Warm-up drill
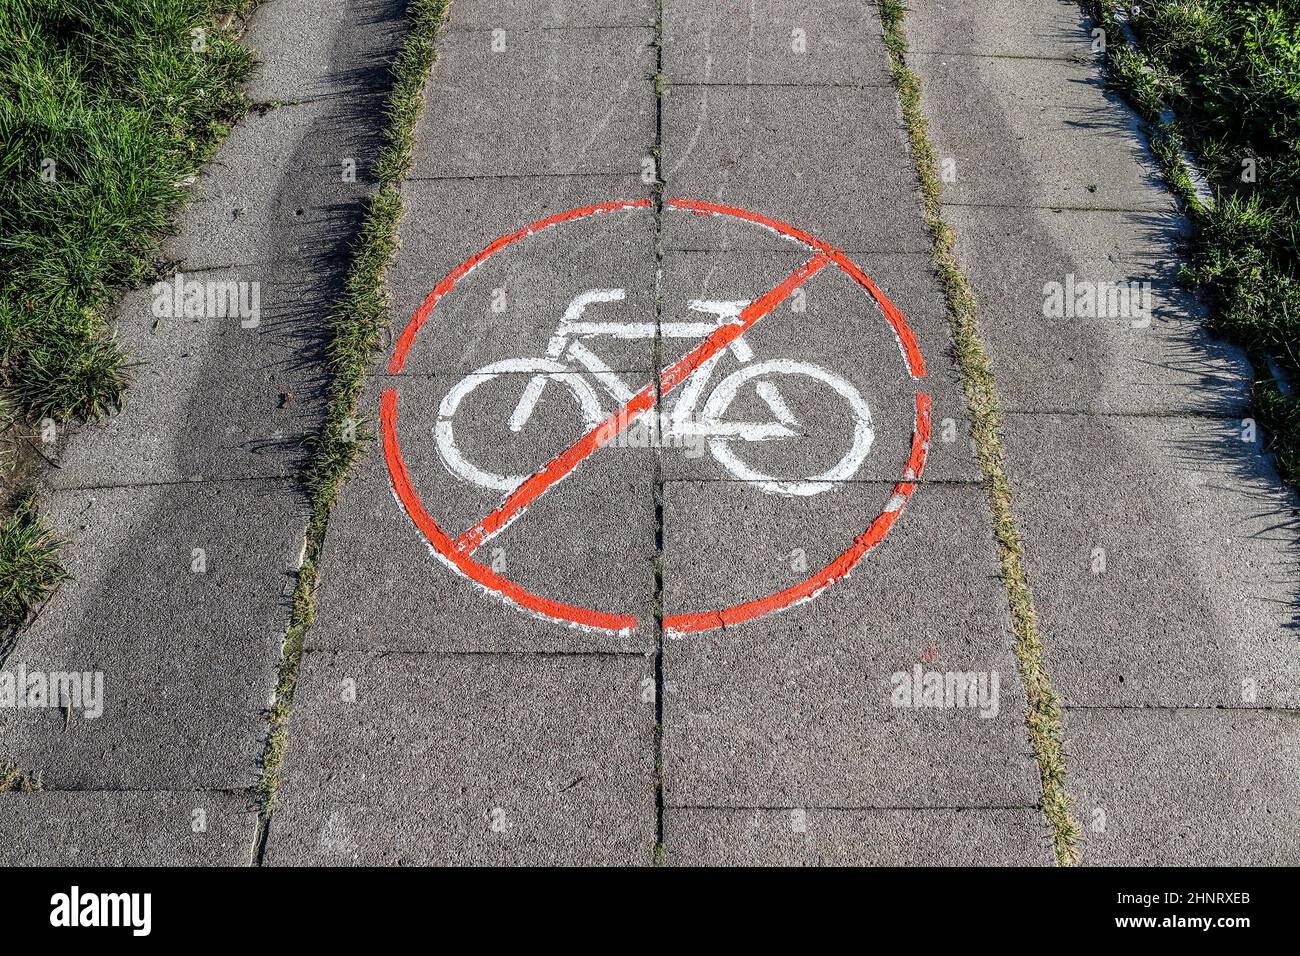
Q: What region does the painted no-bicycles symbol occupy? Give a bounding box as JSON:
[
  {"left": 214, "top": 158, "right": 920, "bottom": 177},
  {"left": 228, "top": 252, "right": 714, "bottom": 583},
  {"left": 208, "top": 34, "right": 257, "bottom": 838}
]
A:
[{"left": 382, "top": 198, "right": 931, "bottom": 636}]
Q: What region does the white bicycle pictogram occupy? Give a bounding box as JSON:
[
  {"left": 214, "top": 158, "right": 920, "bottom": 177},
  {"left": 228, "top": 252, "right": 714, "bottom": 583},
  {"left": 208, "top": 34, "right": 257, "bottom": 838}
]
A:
[{"left": 435, "top": 288, "right": 875, "bottom": 497}]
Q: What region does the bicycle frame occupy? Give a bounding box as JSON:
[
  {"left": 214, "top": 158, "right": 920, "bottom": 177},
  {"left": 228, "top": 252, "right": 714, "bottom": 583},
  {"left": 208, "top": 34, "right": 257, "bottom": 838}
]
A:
[{"left": 509, "top": 288, "right": 795, "bottom": 439}]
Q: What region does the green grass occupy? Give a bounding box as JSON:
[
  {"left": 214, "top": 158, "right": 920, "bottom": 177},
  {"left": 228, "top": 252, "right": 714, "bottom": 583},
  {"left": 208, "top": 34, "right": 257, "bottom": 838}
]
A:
[
  {"left": 0, "top": 0, "right": 255, "bottom": 425},
  {"left": 1087, "top": 0, "right": 1300, "bottom": 482},
  {"left": 0, "top": 492, "right": 66, "bottom": 634},
  {"left": 0, "top": 763, "right": 42, "bottom": 792},
  {"left": 256, "top": 0, "right": 451, "bottom": 816},
  {"left": 879, "top": 0, "right": 1081, "bottom": 866}
]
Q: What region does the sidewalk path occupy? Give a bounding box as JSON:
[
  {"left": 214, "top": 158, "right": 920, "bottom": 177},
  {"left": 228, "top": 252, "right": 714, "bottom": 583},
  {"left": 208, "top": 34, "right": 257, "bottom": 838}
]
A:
[
  {"left": 0, "top": 0, "right": 408, "bottom": 864},
  {"left": 906, "top": 0, "right": 1300, "bottom": 863},
  {"left": 263, "top": 0, "right": 1053, "bottom": 866},
  {"left": 5, "top": 0, "right": 1296, "bottom": 868}
]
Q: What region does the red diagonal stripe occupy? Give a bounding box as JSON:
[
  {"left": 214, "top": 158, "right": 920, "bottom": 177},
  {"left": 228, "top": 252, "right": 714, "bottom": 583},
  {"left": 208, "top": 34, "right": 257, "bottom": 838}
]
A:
[{"left": 453, "top": 253, "right": 833, "bottom": 555}]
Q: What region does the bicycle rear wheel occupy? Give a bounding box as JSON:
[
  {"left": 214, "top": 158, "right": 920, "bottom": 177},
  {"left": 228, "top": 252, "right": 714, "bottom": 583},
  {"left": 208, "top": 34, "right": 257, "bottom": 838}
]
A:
[{"left": 435, "top": 358, "right": 604, "bottom": 492}]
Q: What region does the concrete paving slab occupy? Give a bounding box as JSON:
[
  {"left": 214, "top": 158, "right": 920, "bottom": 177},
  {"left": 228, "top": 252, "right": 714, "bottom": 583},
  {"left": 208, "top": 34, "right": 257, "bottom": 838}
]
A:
[
  {"left": 386, "top": 178, "right": 658, "bottom": 376},
  {"left": 661, "top": 481, "right": 1040, "bottom": 807},
  {"left": 663, "top": 0, "right": 891, "bottom": 87},
  {"left": 0, "top": 791, "right": 257, "bottom": 866},
  {"left": 943, "top": 205, "right": 1251, "bottom": 415},
  {"left": 0, "top": 481, "right": 303, "bottom": 790},
  {"left": 46, "top": 370, "right": 310, "bottom": 489},
  {"left": 446, "top": 0, "right": 655, "bottom": 29},
  {"left": 901, "top": 0, "right": 1300, "bottom": 870},
  {"left": 109, "top": 262, "right": 329, "bottom": 377},
  {"left": 263, "top": 651, "right": 655, "bottom": 865},
  {"left": 1001, "top": 413, "right": 1300, "bottom": 708},
  {"left": 46, "top": 279, "right": 323, "bottom": 487},
  {"left": 243, "top": 0, "right": 409, "bottom": 104},
  {"left": 663, "top": 807, "right": 1054, "bottom": 865},
  {"left": 307, "top": 379, "right": 657, "bottom": 653},
  {"left": 1065, "top": 708, "right": 1300, "bottom": 865},
  {"left": 659, "top": 248, "right": 978, "bottom": 482},
  {"left": 412, "top": 28, "right": 655, "bottom": 177},
  {"left": 165, "top": 99, "right": 377, "bottom": 271},
  {"left": 911, "top": 52, "right": 1171, "bottom": 211},
  {"left": 660, "top": 84, "right": 930, "bottom": 253},
  {"left": 905, "top": 0, "right": 1093, "bottom": 60},
  {"left": 46, "top": 95, "right": 391, "bottom": 487}
]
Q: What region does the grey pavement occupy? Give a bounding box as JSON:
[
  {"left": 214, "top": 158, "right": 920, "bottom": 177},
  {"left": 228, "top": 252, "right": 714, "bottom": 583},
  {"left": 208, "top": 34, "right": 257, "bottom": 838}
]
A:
[
  {"left": 906, "top": 0, "right": 1300, "bottom": 864},
  {"left": 943, "top": 205, "right": 1250, "bottom": 415},
  {"left": 661, "top": 483, "right": 1038, "bottom": 810},
  {"left": 662, "top": 0, "right": 890, "bottom": 86},
  {"left": 0, "top": 480, "right": 301, "bottom": 791},
  {"left": 0, "top": 0, "right": 409, "bottom": 864},
  {"left": 6, "top": 0, "right": 1298, "bottom": 868},
  {"left": 660, "top": 83, "right": 929, "bottom": 252},
  {"left": 412, "top": 27, "right": 656, "bottom": 178},
  {"left": 262, "top": 652, "right": 654, "bottom": 865},
  {"left": 663, "top": 808, "right": 1054, "bottom": 865},
  {"left": 0, "top": 791, "right": 258, "bottom": 866},
  {"left": 1063, "top": 708, "right": 1300, "bottom": 865},
  {"left": 265, "top": 0, "right": 1052, "bottom": 867}
]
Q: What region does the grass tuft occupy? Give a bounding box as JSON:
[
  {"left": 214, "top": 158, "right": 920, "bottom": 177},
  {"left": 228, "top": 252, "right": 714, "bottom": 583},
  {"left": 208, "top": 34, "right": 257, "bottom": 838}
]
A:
[
  {"left": 257, "top": 0, "right": 451, "bottom": 815},
  {"left": 878, "top": 0, "right": 1081, "bottom": 866},
  {"left": 0, "top": 492, "right": 67, "bottom": 634}
]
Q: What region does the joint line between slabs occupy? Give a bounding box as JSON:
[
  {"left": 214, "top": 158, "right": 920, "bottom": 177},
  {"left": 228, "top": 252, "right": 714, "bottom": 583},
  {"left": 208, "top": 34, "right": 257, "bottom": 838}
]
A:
[
  {"left": 908, "top": 50, "right": 1095, "bottom": 64},
  {"left": 404, "top": 171, "right": 643, "bottom": 183},
  {"left": 662, "top": 80, "right": 897, "bottom": 89},
  {"left": 1063, "top": 704, "right": 1300, "bottom": 713},
  {"left": 652, "top": 0, "right": 667, "bottom": 866}
]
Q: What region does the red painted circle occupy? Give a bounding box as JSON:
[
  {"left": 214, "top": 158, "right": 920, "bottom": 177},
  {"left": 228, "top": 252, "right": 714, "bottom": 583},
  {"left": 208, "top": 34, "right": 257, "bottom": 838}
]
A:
[{"left": 382, "top": 198, "right": 931, "bottom": 635}]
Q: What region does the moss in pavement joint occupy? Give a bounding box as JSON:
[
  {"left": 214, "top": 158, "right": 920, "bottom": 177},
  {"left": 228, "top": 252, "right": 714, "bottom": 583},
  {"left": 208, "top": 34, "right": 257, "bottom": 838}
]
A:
[
  {"left": 878, "top": 0, "right": 1082, "bottom": 866},
  {"left": 257, "top": 0, "right": 451, "bottom": 816}
]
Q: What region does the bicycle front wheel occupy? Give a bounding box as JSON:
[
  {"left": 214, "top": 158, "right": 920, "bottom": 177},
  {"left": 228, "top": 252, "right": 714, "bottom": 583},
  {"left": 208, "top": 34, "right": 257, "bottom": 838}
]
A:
[{"left": 701, "top": 359, "right": 874, "bottom": 496}]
